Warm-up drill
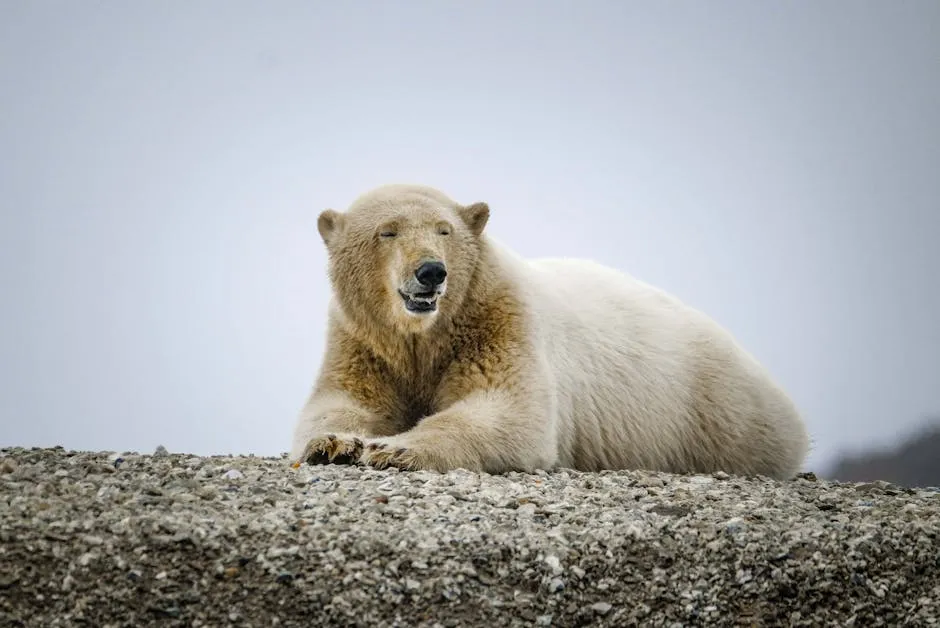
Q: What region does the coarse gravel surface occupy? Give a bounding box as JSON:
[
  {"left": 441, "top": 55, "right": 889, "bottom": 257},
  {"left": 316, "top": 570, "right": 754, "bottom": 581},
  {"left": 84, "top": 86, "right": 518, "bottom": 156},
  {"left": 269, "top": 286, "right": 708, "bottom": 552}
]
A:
[{"left": 1, "top": 446, "right": 939, "bottom": 627}]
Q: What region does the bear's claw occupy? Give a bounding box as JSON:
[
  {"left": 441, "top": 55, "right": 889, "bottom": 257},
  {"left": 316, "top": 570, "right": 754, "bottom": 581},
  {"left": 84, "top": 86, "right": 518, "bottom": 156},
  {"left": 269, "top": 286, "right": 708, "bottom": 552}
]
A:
[{"left": 300, "top": 434, "right": 364, "bottom": 466}]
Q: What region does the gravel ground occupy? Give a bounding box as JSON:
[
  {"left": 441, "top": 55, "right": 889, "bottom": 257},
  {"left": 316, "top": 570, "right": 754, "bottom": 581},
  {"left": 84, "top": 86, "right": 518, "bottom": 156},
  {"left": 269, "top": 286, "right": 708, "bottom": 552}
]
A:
[{"left": 1, "top": 446, "right": 939, "bottom": 627}]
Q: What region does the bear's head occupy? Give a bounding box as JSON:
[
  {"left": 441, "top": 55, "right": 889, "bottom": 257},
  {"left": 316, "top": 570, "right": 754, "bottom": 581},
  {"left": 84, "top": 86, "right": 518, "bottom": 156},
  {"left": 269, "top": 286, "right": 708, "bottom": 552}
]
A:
[{"left": 316, "top": 184, "right": 490, "bottom": 335}]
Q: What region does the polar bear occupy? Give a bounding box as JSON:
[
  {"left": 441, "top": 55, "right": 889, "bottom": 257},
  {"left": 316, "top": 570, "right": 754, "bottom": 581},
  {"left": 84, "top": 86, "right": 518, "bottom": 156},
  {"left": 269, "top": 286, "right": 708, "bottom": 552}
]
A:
[{"left": 289, "top": 184, "right": 810, "bottom": 479}]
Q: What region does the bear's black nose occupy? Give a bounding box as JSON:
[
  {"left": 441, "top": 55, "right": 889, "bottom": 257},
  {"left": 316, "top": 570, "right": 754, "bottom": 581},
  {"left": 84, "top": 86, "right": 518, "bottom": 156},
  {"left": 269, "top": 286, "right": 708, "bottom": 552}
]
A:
[{"left": 415, "top": 261, "right": 447, "bottom": 288}]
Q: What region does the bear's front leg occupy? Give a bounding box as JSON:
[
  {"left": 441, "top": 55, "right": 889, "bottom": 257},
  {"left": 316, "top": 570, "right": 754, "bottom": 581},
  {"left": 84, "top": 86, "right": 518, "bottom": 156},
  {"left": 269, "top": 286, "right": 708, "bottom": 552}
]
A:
[
  {"left": 290, "top": 391, "right": 401, "bottom": 466},
  {"left": 358, "top": 391, "right": 556, "bottom": 474}
]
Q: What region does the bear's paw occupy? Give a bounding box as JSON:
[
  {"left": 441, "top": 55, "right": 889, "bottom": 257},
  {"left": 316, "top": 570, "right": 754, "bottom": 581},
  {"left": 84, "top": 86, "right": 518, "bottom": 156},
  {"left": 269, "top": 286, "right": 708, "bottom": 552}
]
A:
[
  {"left": 299, "top": 433, "right": 364, "bottom": 466},
  {"left": 361, "top": 440, "right": 428, "bottom": 472}
]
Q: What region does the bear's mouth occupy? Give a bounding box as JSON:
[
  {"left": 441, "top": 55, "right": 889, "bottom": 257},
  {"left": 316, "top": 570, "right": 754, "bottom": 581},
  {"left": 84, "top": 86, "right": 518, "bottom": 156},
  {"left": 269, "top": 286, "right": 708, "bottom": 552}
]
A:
[{"left": 399, "top": 289, "right": 440, "bottom": 314}]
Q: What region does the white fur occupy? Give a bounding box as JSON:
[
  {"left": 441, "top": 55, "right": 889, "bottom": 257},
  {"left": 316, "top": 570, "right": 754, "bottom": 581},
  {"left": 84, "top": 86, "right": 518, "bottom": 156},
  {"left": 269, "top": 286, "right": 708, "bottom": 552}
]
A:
[{"left": 488, "top": 240, "right": 810, "bottom": 477}]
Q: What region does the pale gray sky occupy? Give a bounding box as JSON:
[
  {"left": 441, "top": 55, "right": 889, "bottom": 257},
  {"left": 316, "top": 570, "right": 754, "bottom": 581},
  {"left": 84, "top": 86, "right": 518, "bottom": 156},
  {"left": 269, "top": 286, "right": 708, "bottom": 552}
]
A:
[{"left": 1, "top": 1, "right": 938, "bottom": 473}]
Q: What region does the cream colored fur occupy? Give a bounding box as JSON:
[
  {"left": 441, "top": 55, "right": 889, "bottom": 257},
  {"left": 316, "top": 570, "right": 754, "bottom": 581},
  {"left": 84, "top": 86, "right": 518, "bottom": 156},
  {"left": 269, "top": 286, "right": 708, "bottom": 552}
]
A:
[{"left": 290, "top": 184, "right": 810, "bottom": 479}]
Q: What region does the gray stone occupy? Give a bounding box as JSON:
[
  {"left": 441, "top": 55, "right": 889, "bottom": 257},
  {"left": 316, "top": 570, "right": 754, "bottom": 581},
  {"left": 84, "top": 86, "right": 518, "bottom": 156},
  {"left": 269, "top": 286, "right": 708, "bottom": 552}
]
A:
[{"left": 591, "top": 602, "right": 612, "bottom": 615}]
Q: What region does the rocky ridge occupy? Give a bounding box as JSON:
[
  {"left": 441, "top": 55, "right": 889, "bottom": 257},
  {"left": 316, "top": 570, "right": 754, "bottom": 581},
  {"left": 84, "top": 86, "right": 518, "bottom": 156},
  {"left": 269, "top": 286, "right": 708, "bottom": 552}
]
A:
[{"left": 1, "top": 446, "right": 938, "bottom": 627}]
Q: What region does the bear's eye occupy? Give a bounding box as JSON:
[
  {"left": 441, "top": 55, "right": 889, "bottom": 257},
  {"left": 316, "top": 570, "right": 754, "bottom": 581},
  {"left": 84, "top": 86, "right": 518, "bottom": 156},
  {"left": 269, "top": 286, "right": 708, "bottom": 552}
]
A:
[
  {"left": 379, "top": 230, "right": 397, "bottom": 239},
  {"left": 438, "top": 227, "right": 451, "bottom": 236}
]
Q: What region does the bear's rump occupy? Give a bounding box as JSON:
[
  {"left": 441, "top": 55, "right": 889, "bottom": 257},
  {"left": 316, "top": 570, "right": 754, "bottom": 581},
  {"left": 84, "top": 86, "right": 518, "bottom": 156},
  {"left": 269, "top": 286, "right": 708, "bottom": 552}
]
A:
[{"left": 519, "top": 256, "right": 803, "bottom": 474}]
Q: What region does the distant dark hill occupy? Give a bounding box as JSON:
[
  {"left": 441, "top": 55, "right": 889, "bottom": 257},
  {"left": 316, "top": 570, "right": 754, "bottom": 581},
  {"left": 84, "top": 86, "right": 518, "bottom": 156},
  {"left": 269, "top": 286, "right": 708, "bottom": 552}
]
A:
[{"left": 825, "top": 420, "right": 940, "bottom": 488}]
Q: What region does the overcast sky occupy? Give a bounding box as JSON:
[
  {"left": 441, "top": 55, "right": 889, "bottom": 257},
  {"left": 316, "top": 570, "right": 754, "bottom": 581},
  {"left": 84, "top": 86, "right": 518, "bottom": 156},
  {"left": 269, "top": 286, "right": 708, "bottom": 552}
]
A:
[{"left": 1, "top": 1, "right": 938, "bottom": 473}]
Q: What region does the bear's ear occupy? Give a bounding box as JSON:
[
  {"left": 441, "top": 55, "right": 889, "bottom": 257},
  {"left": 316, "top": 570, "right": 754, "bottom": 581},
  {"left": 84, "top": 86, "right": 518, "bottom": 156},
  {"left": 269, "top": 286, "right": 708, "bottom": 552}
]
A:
[
  {"left": 458, "top": 201, "right": 490, "bottom": 236},
  {"left": 317, "top": 209, "right": 344, "bottom": 245}
]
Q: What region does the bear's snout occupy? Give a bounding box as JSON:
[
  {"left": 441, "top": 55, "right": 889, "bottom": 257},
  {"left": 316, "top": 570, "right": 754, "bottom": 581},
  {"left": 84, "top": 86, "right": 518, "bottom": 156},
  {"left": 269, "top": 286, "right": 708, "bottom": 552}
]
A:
[{"left": 414, "top": 261, "right": 447, "bottom": 289}]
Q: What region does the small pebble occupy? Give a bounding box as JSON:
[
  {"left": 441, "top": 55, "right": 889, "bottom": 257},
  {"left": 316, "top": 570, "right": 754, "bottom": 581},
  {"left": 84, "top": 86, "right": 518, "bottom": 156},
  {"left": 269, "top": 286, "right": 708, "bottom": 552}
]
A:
[
  {"left": 544, "top": 555, "right": 562, "bottom": 574},
  {"left": 591, "top": 602, "right": 612, "bottom": 615}
]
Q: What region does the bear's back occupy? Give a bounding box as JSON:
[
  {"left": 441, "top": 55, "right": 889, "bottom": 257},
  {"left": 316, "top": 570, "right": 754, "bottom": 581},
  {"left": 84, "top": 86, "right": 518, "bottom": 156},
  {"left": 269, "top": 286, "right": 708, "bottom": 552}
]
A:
[{"left": 521, "top": 255, "right": 713, "bottom": 359}]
